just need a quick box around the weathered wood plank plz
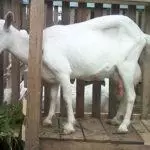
[128,5,136,22]
[39,118,60,140]
[76,80,85,118]
[102,119,144,144]
[40,140,150,150]
[0,53,3,105]
[142,120,150,132]
[46,1,53,27]
[141,6,150,119]
[21,4,28,30]
[25,0,44,149]
[79,117,109,142]
[92,81,101,118]
[44,81,51,116]
[62,1,70,25]
[111,4,120,14]
[60,1,70,117]
[132,120,150,145]
[108,4,120,119]
[45,0,150,5]
[94,3,103,17]
[75,3,88,117]
[59,117,84,141]
[11,0,21,104]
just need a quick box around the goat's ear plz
[4,11,14,31]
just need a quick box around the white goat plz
[0,11,148,134]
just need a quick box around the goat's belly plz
[70,63,115,81]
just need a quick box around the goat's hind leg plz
[117,62,136,133]
[43,83,59,126]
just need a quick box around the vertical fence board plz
[92,4,103,118]
[11,0,21,103]
[109,4,120,119]
[94,3,103,17]
[21,4,28,30]
[54,6,58,24]
[128,5,136,22]
[75,2,88,118]
[25,0,44,149]
[62,1,70,25]
[44,1,53,115]
[92,81,101,118]
[76,79,85,117]
[46,1,53,27]
[60,1,70,117]
[44,82,51,116]
[111,4,120,14]
[0,1,4,105]
[141,6,150,119]
[0,53,3,105]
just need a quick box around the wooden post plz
[11,0,21,103]
[141,6,150,119]
[60,1,70,117]
[25,0,44,149]
[109,4,120,119]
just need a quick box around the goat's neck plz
[8,28,29,64]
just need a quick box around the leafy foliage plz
[0,102,24,150]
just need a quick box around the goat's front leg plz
[59,74,76,134]
[43,83,59,126]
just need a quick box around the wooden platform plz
[39,117,150,150]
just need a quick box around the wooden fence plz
[1,0,150,149]
[0,0,150,118]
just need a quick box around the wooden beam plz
[45,0,149,5]
[25,0,44,149]
[141,6,150,119]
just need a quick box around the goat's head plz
[0,11,14,53]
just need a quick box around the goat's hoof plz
[117,124,128,133]
[43,118,52,127]
[63,123,75,135]
[106,118,121,126]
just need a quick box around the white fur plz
[0,12,149,134]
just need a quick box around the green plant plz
[0,102,24,150]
